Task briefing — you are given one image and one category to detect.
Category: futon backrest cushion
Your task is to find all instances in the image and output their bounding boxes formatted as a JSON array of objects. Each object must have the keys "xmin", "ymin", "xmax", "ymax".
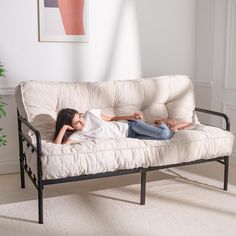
[{"xmin": 15, "ymin": 75, "xmax": 198, "ymax": 139}]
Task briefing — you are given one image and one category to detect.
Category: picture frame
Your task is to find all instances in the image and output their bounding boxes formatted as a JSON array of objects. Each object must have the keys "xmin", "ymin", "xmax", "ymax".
[{"xmin": 38, "ymin": 0, "xmax": 89, "ymax": 42}]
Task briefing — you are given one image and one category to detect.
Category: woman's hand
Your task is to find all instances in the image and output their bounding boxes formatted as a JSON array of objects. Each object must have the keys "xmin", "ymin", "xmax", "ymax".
[
  {"xmin": 130, "ymin": 112, "xmax": 144, "ymax": 121},
  {"xmin": 63, "ymin": 124, "xmax": 74, "ymax": 131},
  {"xmin": 54, "ymin": 125, "xmax": 74, "ymax": 144}
]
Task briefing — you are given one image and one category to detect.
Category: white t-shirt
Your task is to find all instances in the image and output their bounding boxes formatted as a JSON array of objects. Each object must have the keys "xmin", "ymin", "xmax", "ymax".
[{"xmin": 68, "ymin": 109, "xmax": 129, "ymax": 141}]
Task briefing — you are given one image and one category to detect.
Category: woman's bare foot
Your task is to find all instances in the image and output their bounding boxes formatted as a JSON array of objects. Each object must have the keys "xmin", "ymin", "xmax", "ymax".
[
  {"xmin": 154, "ymin": 118, "xmax": 176, "ymax": 127},
  {"xmin": 170, "ymin": 122, "xmax": 192, "ymax": 132}
]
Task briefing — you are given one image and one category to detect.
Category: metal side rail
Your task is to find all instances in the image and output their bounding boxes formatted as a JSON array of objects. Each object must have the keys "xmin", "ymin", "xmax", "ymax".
[
  {"xmin": 17, "ymin": 110, "xmax": 44, "ymax": 224},
  {"xmin": 195, "ymin": 107, "xmax": 230, "ymax": 191},
  {"xmin": 195, "ymin": 107, "xmax": 230, "ymax": 131}
]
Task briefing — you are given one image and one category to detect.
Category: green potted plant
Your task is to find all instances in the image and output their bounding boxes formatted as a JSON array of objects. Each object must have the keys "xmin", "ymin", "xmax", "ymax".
[{"xmin": 0, "ymin": 63, "xmax": 6, "ymax": 146}]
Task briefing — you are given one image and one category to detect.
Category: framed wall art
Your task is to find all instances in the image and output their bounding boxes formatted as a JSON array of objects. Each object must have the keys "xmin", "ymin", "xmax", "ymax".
[{"xmin": 38, "ymin": 0, "xmax": 89, "ymax": 42}]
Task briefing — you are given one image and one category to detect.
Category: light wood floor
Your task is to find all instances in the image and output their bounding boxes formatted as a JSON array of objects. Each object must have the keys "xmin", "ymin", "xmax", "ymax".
[{"xmin": 0, "ymin": 162, "xmax": 236, "ymax": 236}]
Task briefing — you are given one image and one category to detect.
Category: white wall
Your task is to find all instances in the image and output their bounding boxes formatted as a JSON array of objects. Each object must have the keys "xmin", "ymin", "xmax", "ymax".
[
  {"xmin": 195, "ymin": 0, "xmax": 236, "ymax": 160},
  {"xmin": 0, "ymin": 0, "xmax": 196, "ymax": 173},
  {"xmin": 194, "ymin": 0, "xmax": 214, "ymax": 109},
  {"xmin": 194, "ymin": 0, "xmax": 215, "ymax": 123}
]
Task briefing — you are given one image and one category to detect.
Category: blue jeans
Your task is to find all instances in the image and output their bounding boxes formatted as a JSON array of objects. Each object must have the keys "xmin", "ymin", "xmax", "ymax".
[{"xmin": 127, "ymin": 120, "xmax": 175, "ymax": 140}]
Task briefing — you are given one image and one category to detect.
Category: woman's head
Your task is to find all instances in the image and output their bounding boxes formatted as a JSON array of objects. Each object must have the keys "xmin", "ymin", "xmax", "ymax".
[{"xmin": 54, "ymin": 108, "xmax": 85, "ymax": 143}]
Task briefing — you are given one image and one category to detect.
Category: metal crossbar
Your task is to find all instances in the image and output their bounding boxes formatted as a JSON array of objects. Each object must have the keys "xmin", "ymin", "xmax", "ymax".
[{"xmin": 17, "ymin": 107, "xmax": 231, "ymax": 224}]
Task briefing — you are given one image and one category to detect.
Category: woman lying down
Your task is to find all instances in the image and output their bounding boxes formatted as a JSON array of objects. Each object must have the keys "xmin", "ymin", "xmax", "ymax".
[{"xmin": 54, "ymin": 108, "xmax": 191, "ymax": 144}]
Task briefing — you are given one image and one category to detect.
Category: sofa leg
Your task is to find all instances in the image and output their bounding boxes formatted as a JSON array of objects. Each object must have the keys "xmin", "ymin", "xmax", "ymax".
[
  {"xmin": 18, "ymin": 114, "xmax": 25, "ymax": 189},
  {"xmin": 38, "ymin": 187, "xmax": 43, "ymax": 224},
  {"xmin": 140, "ymin": 170, "xmax": 146, "ymax": 205},
  {"xmin": 223, "ymin": 156, "xmax": 229, "ymax": 191},
  {"xmin": 20, "ymin": 161, "xmax": 25, "ymax": 189}
]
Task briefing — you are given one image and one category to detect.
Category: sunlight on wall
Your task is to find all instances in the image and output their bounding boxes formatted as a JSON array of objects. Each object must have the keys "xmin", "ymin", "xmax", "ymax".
[{"xmin": 72, "ymin": 0, "xmax": 142, "ymax": 81}]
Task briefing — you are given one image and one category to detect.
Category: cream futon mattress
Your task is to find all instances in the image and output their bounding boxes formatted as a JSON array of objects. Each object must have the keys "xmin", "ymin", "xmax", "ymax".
[{"xmin": 24, "ymin": 124, "xmax": 234, "ymax": 180}]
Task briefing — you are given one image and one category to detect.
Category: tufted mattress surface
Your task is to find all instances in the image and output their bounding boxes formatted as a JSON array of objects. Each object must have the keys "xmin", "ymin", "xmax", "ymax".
[
  {"xmin": 15, "ymin": 75, "xmax": 234, "ymax": 180},
  {"xmin": 21, "ymin": 124, "xmax": 234, "ymax": 180}
]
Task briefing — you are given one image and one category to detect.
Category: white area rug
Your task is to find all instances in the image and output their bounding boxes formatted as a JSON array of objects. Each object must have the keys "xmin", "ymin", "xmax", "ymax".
[{"xmin": 0, "ymin": 167, "xmax": 236, "ymax": 236}]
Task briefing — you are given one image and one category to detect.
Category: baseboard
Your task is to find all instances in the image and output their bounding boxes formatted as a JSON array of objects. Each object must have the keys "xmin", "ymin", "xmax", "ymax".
[
  {"xmin": 0, "ymin": 87, "xmax": 15, "ymax": 95},
  {"xmin": 0, "ymin": 160, "xmax": 19, "ymax": 174}
]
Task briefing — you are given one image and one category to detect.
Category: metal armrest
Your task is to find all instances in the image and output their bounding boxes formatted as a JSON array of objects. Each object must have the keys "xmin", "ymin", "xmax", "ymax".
[
  {"xmin": 17, "ymin": 110, "xmax": 43, "ymax": 189},
  {"xmin": 17, "ymin": 109, "xmax": 44, "ymax": 223},
  {"xmin": 195, "ymin": 107, "xmax": 230, "ymax": 131},
  {"xmin": 17, "ymin": 111, "xmax": 42, "ymax": 153}
]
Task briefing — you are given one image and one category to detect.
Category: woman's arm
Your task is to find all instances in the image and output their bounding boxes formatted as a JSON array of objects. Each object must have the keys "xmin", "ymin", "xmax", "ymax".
[
  {"xmin": 101, "ymin": 112, "xmax": 143, "ymax": 121},
  {"xmin": 54, "ymin": 125, "xmax": 74, "ymax": 144},
  {"xmin": 65, "ymin": 139, "xmax": 76, "ymax": 144}
]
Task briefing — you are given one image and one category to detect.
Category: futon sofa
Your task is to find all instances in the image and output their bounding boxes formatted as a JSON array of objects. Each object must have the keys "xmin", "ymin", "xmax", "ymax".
[{"xmin": 15, "ymin": 75, "xmax": 234, "ymax": 224}]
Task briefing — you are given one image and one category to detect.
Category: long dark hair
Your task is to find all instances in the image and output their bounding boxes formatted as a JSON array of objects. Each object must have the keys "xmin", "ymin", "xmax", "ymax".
[{"xmin": 54, "ymin": 108, "xmax": 78, "ymax": 143}]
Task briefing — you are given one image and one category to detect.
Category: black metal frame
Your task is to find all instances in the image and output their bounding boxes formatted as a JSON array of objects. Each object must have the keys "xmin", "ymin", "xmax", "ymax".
[{"xmin": 17, "ymin": 107, "xmax": 231, "ymax": 224}]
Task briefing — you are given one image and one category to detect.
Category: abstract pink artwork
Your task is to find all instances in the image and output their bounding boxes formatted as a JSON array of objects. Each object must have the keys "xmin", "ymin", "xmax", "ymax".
[
  {"xmin": 58, "ymin": 0, "xmax": 85, "ymax": 35},
  {"xmin": 39, "ymin": 0, "xmax": 89, "ymax": 42}
]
